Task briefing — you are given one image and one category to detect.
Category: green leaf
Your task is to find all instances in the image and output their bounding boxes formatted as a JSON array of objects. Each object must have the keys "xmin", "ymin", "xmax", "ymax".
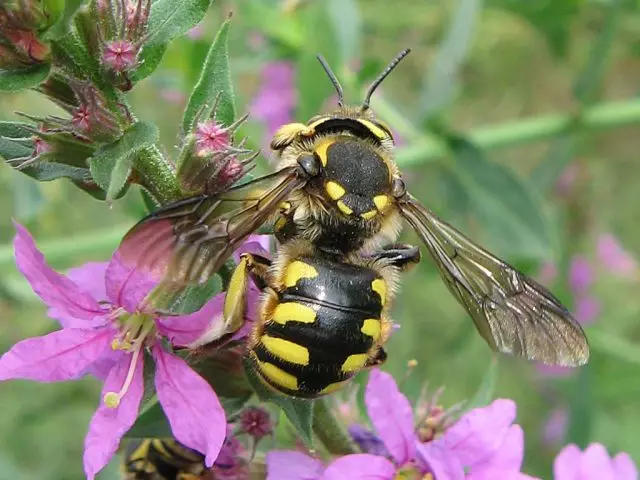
[
  {"xmin": 133, "ymin": 0, "xmax": 213, "ymax": 82},
  {"xmin": 588, "ymin": 329, "xmax": 640, "ymax": 365},
  {"xmin": 182, "ymin": 16, "xmax": 235, "ymax": 134},
  {"xmin": 573, "ymin": 0, "xmax": 621, "ymax": 104},
  {"xmin": 465, "ymin": 357, "xmax": 498, "ymax": 410},
  {"xmin": 89, "ymin": 122, "xmax": 160, "ymax": 201},
  {"xmin": 243, "ymin": 358, "xmax": 314, "ymax": 446},
  {"xmin": 43, "ymin": 0, "xmax": 84, "ymax": 40},
  {"xmin": 530, "ymin": 133, "xmax": 579, "ymax": 194},
  {"xmin": 0, "ymin": 122, "xmax": 34, "ymax": 160},
  {"xmin": 50, "ymin": 29, "xmax": 99, "ymax": 82},
  {"xmin": 449, "ymin": 136, "xmax": 552, "ymax": 260},
  {"xmin": 326, "ymin": 0, "xmax": 362, "ymax": 66},
  {"xmin": 0, "ymin": 64, "xmax": 51, "ymax": 92},
  {"xmin": 566, "ymin": 366, "xmax": 592, "ymax": 447},
  {"xmin": 418, "ymin": 0, "xmax": 483, "ymax": 119}
]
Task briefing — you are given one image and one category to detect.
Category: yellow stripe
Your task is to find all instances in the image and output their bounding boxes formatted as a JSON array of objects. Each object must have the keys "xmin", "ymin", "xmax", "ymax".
[
  {"xmin": 373, "ymin": 194, "xmax": 389, "ymax": 211},
  {"xmin": 361, "ymin": 319, "xmax": 381, "ymax": 340},
  {"xmin": 261, "ymin": 335, "xmax": 310, "ymax": 366},
  {"xmin": 320, "ymin": 381, "xmax": 347, "ymax": 395},
  {"xmin": 127, "ymin": 440, "xmax": 151, "ymax": 462},
  {"xmin": 272, "ymin": 302, "xmax": 317, "ymax": 324},
  {"xmin": 372, "ymin": 278, "xmax": 387, "ymax": 306},
  {"xmin": 361, "ymin": 209, "xmax": 377, "ymax": 220},
  {"xmin": 314, "ymin": 138, "xmax": 335, "ymax": 167},
  {"xmin": 337, "ymin": 200, "xmax": 353, "ymax": 215},
  {"xmin": 284, "ymin": 260, "xmax": 318, "ymax": 287},
  {"xmin": 341, "ymin": 353, "xmax": 368, "ymax": 372},
  {"xmin": 325, "ymin": 181, "xmax": 346, "ymax": 200},
  {"xmin": 357, "ymin": 119, "xmax": 390, "ymax": 141},
  {"xmin": 257, "ymin": 360, "xmax": 298, "ymax": 390}
]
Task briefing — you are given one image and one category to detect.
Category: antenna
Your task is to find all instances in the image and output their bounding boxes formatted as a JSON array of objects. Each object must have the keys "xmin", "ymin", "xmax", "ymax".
[
  {"xmin": 316, "ymin": 55, "xmax": 345, "ymax": 107},
  {"xmin": 362, "ymin": 48, "xmax": 411, "ymax": 111}
]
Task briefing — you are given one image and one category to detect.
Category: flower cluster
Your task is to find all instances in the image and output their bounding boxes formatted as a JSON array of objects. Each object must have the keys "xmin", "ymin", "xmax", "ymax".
[{"xmin": 0, "ymin": 225, "xmax": 263, "ymax": 478}]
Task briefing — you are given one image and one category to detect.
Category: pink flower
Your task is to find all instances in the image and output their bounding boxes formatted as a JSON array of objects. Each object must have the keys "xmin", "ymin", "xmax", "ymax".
[
  {"xmin": 251, "ymin": 61, "xmax": 297, "ymax": 144},
  {"xmin": 0, "ymin": 224, "xmax": 260, "ymax": 479},
  {"xmin": 266, "ymin": 370, "xmax": 535, "ymax": 479},
  {"xmin": 102, "ymin": 39, "xmax": 139, "ymax": 73},
  {"xmin": 542, "ymin": 408, "xmax": 568, "ymax": 447},
  {"xmin": 195, "ymin": 121, "xmax": 232, "ymax": 155},
  {"xmin": 568, "ymin": 256, "xmax": 593, "ymax": 295},
  {"xmin": 553, "ymin": 443, "xmax": 637, "ymax": 480},
  {"xmin": 239, "ymin": 406, "xmax": 274, "ymax": 441},
  {"xmin": 597, "ymin": 233, "xmax": 637, "ymax": 279}
]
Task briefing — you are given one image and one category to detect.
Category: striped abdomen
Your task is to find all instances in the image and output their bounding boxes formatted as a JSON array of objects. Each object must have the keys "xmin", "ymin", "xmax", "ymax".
[{"xmin": 251, "ymin": 255, "xmax": 387, "ymax": 398}]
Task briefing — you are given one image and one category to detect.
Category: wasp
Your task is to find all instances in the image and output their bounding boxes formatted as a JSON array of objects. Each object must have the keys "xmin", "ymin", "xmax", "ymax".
[
  {"xmin": 122, "ymin": 49, "xmax": 589, "ymax": 398},
  {"xmin": 122, "ymin": 438, "xmax": 207, "ymax": 479}
]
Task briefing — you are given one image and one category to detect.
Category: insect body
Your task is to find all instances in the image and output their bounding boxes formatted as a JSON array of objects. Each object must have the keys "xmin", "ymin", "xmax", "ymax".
[
  {"xmin": 225, "ymin": 241, "xmax": 418, "ymax": 397},
  {"xmin": 122, "ymin": 49, "xmax": 590, "ymax": 396},
  {"xmin": 123, "ymin": 438, "xmax": 207, "ymax": 479}
]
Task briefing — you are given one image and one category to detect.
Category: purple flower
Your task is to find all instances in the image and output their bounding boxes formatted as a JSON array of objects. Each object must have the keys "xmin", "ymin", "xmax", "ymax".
[
  {"xmin": 542, "ymin": 408, "xmax": 568, "ymax": 447},
  {"xmin": 102, "ymin": 39, "xmax": 138, "ymax": 73},
  {"xmin": 239, "ymin": 406, "xmax": 274, "ymax": 441},
  {"xmin": 266, "ymin": 370, "xmax": 535, "ymax": 479},
  {"xmin": 597, "ymin": 233, "xmax": 638, "ymax": 279},
  {"xmin": 568, "ymin": 256, "xmax": 593, "ymax": 295},
  {"xmin": 553, "ymin": 443, "xmax": 637, "ymax": 480},
  {"xmin": 250, "ymin": 61, "xmax": 297, "ymax": 145},
  {"xmin": 0, "ymin": 224, "xmax": 257, "ymax": 479}
]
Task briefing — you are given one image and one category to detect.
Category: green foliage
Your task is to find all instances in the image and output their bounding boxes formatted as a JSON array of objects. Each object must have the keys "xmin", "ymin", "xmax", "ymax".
[
  {"xmin": 42, "ymin": 0, "xmax": 84, "ymax": 40},
  {"xmin": 182, "ymin": 15, "xmax": 235, "ymax": 133},
  {"xmin": 0, "ymin": 64, "xmax": 51, "ymax": 92},
  {"xmin": 89, "ymin": 121, "xmax": 160, "ymax": 201},
  {"xmin": 465, "ymin": 357, "xmax": 499, "ymax": 410}
]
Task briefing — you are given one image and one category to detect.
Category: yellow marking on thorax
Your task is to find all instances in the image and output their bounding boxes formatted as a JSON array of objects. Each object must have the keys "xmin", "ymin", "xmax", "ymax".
[
  {"xmin": 256, "ymin": 359, "xmax": 298, "ymax": 390},
  {"xmin": 260, "ymin": 335, "xmax": 310, "ymax": 365},
  {"xmin": 275, "ymin": 216, "xmax": 287, "ymax": 232},
  {"xmin": 272, "ymin": 302, "xmax": 317, "ymax": 324},
  {"xmin": 361, "ymin": 209, "xmax": 378, "ymax": 220},
  {"xmin": 373, "ymin": 194, "xmax": 389, "ymax": 211},
  {"xmin": 284, "ymin": 261, "xmax": 319, "ymax": 287},
  {"xmin": 341, "ymin": 353, "xmax": 368, "ymax": 372},
  {"xmin": 361, "ymin": 319, "xmax": 381, "ymax": 340},
  {"xmin": 314, "ymin": 137, "xmax": 335, "ymax": 167},
  {"xmin": 320, "ymin": 380, "xmax": 347, "ymax": 395},
  {"xmin": 356, "ymin": 119, "xmax": 391, "ymax": 141},
  {"xmin": 325, "ymin": 181, "xmax": 346, "ymax": 200},
  {"xmin": 337, "ymin": 200, "xmax": 353, "ymax": 215},
  {"xmin": 371, "ymin": 278, "xmax": 387, "ymax": 306}
]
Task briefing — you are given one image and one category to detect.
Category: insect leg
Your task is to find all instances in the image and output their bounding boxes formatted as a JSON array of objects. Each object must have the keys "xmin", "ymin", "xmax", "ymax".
[
  {"xmin": 369, "ymin": 244, "xmax": 421, "ymax": 272},
  {"xmin": 223, "ymin": 253, "xmax": 272, "ymax": 333}
]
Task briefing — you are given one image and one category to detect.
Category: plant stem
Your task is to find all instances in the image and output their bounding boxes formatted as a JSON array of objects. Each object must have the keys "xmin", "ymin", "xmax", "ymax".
[
  {"xmin": 395, "ymin": 98, "xmax": 640, "ymax": 166},
  {"xmin": 312, "ymin": 398, "xmax": 356, "ymax": 455},
  {"xmin": 133, "ymin": 145, "xmax": 183, "ymax": 204}
]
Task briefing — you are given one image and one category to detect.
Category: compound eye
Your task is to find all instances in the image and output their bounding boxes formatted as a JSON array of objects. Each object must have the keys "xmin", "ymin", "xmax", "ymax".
[
  {"xmin": 391, "ymin": 177, "xmax": 406, "ymax": 198},
  {"xmin": 297, "ymin": 153, "xmax": 322, "ymax": 178}
]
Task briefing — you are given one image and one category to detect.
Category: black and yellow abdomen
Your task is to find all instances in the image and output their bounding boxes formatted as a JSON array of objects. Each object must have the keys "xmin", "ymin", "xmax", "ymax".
[
  {"xmin": 123, "ymin": 438, "xmax": 205, "ymax": 479},
  {"xmin": 250, "ymin": 255, "xmax": 387, "ymax": 398}
]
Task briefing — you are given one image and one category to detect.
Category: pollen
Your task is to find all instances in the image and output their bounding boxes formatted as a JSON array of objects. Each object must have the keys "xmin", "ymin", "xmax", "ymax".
[{"xmin": 103, "ymin": 392, "xmax": 121, "ymax": 408}]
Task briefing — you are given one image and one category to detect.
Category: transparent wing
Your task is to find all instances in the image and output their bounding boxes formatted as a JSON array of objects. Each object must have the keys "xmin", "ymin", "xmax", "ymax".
[
  {"xmin": 120, "ymin": 167, "xmax": 304, "ymax": 286},
  {"xmin": 398, "ymin": 194, "xmax": 589, "ymax": 366}
]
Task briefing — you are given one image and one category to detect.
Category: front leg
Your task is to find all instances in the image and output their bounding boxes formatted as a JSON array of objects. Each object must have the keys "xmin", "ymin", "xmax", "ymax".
[{"xmin": 368, "ymin": 243, "xmax": 421, "ymax": 272}]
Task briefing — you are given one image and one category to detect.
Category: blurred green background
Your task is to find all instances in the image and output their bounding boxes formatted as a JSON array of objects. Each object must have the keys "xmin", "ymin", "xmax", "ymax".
[{"xmin": 2, "ymin": 0, "xmax": 640, "ymax": 478}]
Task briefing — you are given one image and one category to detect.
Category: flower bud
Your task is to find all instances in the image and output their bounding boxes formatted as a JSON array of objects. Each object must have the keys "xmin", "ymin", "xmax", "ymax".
[
  {"xmin": 0, "ymin": 3, "xmax": 50, "ymax": 68},
  {"xmin": 238, "ymin": 406, "xmax": 274, "ymax": 441},
  {"xmin": 177, "ymin": 108, "xmax": 257, "ymax": 195}
]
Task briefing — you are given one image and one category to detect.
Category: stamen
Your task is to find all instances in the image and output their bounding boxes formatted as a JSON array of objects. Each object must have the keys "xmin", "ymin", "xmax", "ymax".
[{"xmin": 102, "ymin": 340, "xmax": 143, "ymax": 409}]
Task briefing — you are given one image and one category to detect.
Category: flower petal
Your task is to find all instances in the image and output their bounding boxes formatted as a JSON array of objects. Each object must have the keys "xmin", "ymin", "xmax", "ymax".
[
  {"xmin": 83, "ymin": 353, "xmax": 144, "ymax": 480},
  {"xmin": 553, "ymin": 444, "xmax": 581, "ymax": 479},
  {"xmin": 612, "ymin": 452, "xmax": 638, "ymax": 480},
  {"xmin": 65, "ymin": 262, "xmax": 109, "ymax": 302},
  {"xmin": 465, "ymin": 425, "xmax": 524, "ymax": 476},
  {"xmin": 232, "ymin": 236, "xmax": 271, "ymax": 263},
  {"xmin": 157, "ymin": 293, "xmax": 225, "ymax": 347},
  {"xmin": 153, "ymin": 346, "xmax": 226, "ymax": 467},
  {"xmin": 266, "ymin": 451, "xmax": 324, "ymax": 480},
  {"xmin": 415, "ymin": 440, "xmax": 465, "ymax": 480},
  {"xmin": 365, "ymin": 369, "xmax": 416, "ymax": 464},
  {"xmin": 0, "ymin": 329, "xmax": 112, "ymax": 382},
  {"xmin": 442, "ymin": 398, "xmax": 516, "ymax": 467},
  {"xmin": 105, "ymin": 249, "xmax": 158, "ymax": 312},
  {"xmin": 13, "ymin": 223, "xmax": 104, "ymax": 326},
  {"xmin": 581, "ymin": 444, "xmax": 616, "ymax": 480},
  {"xmin": 324, "ymin": 454, "xmax": 396, "ymax": 480}
]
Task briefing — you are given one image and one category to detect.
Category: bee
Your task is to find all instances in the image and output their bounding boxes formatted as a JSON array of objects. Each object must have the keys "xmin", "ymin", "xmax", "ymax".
[
  {"xmin": 122, "ymin": 438, "xmax": 207, "ymax": 479},
  {"xmin": 122, "ymin": 49, "xmax": 589, "ymax": 397}
]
